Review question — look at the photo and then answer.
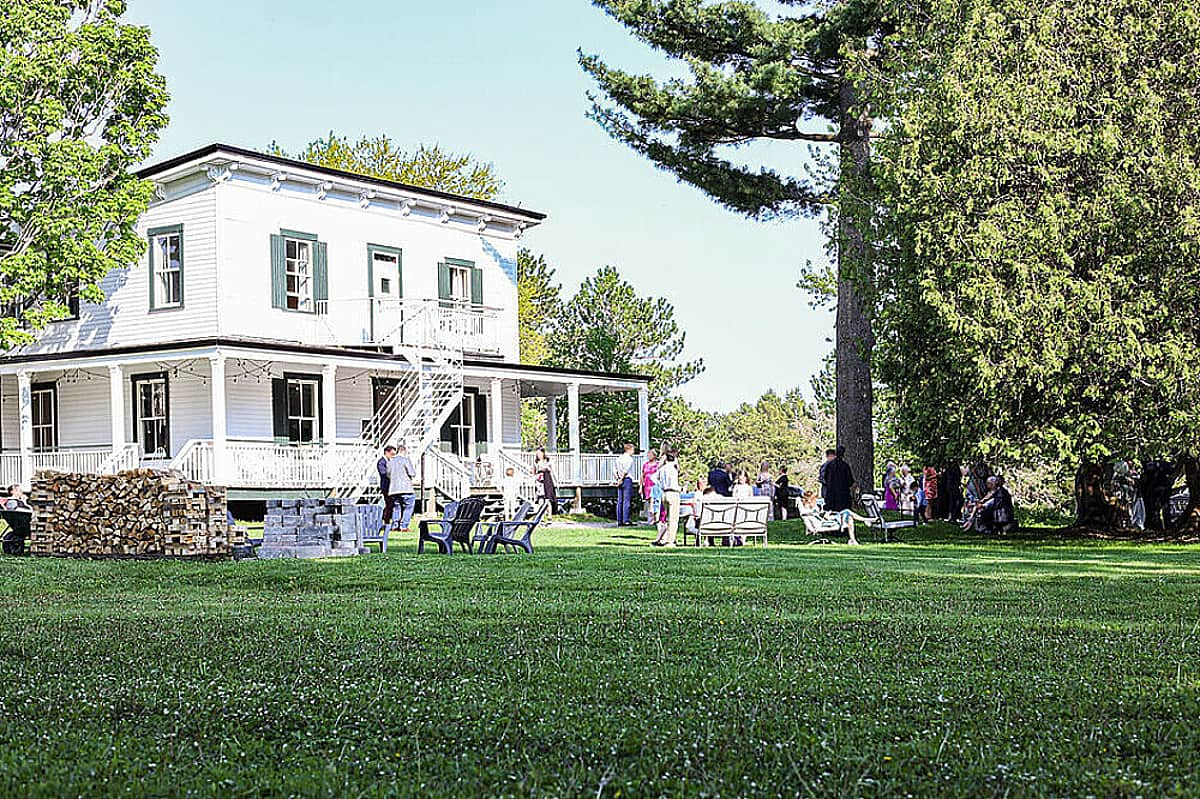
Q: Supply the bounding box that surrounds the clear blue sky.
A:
[126,0,833,411]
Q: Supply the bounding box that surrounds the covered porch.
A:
[0,341,651,496]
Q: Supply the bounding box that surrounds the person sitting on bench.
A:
[974,475,1016,534]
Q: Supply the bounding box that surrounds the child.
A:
[501,466,519,520]
[914,480,927,525]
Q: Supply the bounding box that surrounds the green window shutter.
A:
[147,234,156,310]
[176,231,185,306]
[271,378,288,439]
[474,392,488,449]
[470,266,483,306]
[313,240,328,313]
[270,234,286,309]
[437,262,451,307]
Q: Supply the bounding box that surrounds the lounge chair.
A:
[0,507,31,556]
[860,493,915,542]
[483,502,548,554]
[417,497,485,555]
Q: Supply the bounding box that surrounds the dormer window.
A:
[148,224,183,310]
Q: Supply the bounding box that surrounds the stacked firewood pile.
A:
[28,469,243,558]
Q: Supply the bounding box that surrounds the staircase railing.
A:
[424,446,472,503]
[97,443,141,475]
[495,448,542,505]
[332,300,466,501]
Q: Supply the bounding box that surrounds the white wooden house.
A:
[0,144,650,502]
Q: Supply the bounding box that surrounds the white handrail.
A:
[495,448,541,504]
[424,447,472,502]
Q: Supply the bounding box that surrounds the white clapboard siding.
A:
[15,183,220,357]
[216,179,520,359]
[335,378,372,441]
[502,381,522,446]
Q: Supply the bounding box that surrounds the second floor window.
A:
[270,230,328,314]
[285,238,312,311]
[438,259,482,308]
[148,224,184,310]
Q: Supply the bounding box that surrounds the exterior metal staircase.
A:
[333,301,465,501]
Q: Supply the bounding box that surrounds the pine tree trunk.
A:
[836,77,876,494]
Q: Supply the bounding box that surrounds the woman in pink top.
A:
[641,449,660,524]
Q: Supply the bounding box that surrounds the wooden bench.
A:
[685,497,770,547]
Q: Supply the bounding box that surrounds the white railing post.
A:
[108,365,125,460]
[322,363,337,484]
[209,355,228,485]
[489,378,504,457]
[546,395,558,452]
[568,382,581,486]
[17,370,33,489]
[638,386,650,455]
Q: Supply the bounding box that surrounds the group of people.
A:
[880,461,1015,534]
[1110,457,1176,531]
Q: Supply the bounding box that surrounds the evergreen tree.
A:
[867,0,1200,529]
[580,0,890,491]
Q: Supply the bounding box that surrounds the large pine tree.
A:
[580,0,888,491]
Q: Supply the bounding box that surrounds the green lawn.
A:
[1,521,1198,797]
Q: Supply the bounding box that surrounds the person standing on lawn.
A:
[615,443,636,526]
[824,446,855,513]
[534,447,558,515]
[707,461,733,497]
[819,449,836,504]
[386,444,417,532]
[773,466,790,520]
[652,450,682,547]
[378,445,397,527]
[642,449,660,524]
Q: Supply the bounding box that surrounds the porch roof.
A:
[0,336,650,391]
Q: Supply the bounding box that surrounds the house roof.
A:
[136,143,548,223]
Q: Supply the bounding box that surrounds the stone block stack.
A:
[258,498,365,559]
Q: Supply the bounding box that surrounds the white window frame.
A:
[448,264,472,306]
[30,384,56,451]
[151,231,183,309]
[285,237,313,312]
[133,374,170,457]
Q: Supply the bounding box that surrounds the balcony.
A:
[369,298,504,356]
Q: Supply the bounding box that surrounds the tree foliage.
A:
[0,0,168,348]
[549,265,703,452]
[516,249,561,366]
[581,0,892,492]
[273,132,504,201]
[868,0,1200,475]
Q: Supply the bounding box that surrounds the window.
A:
[149,225,183,309]
[380,277,392,295]
[286,377,319,443]
[132,373,170,457]
[372,249,399,296]
[30,383,56,451]
[285,237,313,311]
[448,265,471,305]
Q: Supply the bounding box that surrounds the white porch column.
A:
[637,385,650,454]
[546,395,558,452]
[108,365,124,453]
[567,382,581,485]
[322,364,338,443]
[489,378,504,456]
[17,370,33,489]
[322,364,338,485]
[209,355,227,485]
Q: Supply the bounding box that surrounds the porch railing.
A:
[371,298,504,355]
[423,446,472,501]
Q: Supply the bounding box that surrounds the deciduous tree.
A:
[273,133,503,201]
[580,0,890,491]
[0,0,168,348]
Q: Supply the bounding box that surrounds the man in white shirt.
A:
[652,451,682,546]
[614,443,636,526]
[386,444,418,532]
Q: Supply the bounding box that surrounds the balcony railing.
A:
[371,298,503,355]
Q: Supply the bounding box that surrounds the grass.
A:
[1,520,1198,797]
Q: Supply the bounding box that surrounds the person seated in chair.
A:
[975,475,1016,534]
[4,485,30,511]
[800,492,866,545]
